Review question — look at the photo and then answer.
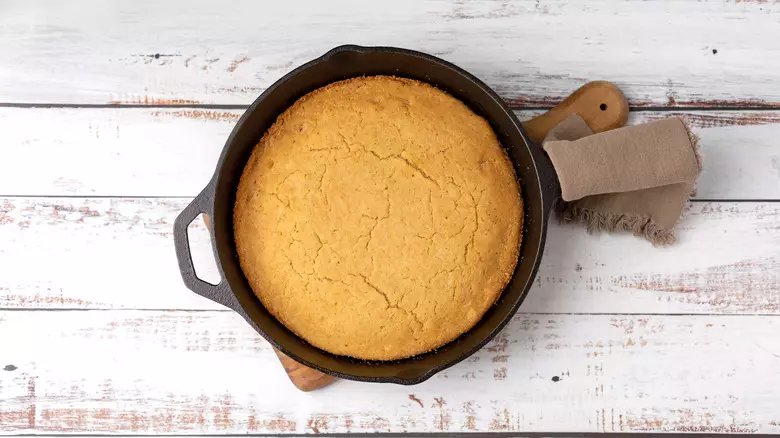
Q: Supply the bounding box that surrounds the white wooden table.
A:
[1,1,779,435]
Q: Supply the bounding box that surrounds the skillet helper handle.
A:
[195,215,336,392]
[173,189,237,309]
[522,81,629,144]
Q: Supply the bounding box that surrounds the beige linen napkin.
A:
[542,115,702,245]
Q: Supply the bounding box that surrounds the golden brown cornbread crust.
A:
[234,76,522,360]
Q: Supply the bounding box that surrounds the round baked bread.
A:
[234,76,522,360]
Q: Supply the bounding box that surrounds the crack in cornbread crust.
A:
[234,76,523,360]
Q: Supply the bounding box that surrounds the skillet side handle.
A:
[173,188,237,311]
[522,81,629,144]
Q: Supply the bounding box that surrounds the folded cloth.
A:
[542,115,702,245]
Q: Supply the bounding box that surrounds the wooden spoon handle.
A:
[200,214,335,391]
[521,81,629,144]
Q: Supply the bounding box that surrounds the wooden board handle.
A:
[521,81,629,144]
[273,349,337,391]
[199,214,336,391]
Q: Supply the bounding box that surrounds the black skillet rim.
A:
[199,45,552,384]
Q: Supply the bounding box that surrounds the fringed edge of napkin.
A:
[682,117,704,172]
[556,202,678,246]
[683,116,703,197]
[554,117,703,246]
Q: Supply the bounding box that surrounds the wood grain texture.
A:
[1,0,779,107]
[522,81,629,144]
[2,310,779,433]
[1,108,779,199]
[1,198,778,314]
[273,349,337,392]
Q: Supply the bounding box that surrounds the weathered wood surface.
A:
[1,108,779,199]
[1,1,779,107]
[1,198,778,314]
[2,0,780,434]
[1,310,778,434]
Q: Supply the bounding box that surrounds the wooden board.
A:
[1,1,779,107]
[1,108,779,199]
[1,310,778,434]
[1,198,778,314]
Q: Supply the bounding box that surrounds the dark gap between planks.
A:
[6,432,780,438]
[2,103,780,112]
[2,309,780,317]
[0,195,777,202]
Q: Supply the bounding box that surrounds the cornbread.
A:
[234,76,522,360]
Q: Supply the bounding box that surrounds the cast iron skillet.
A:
[173,45,624,384]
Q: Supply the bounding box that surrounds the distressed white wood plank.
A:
[1,0,779,107]
[1,108,779,199]
[1,310,778,433]
[0,198,220,310]
[0,108,230,197]
[1,198,778,314]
